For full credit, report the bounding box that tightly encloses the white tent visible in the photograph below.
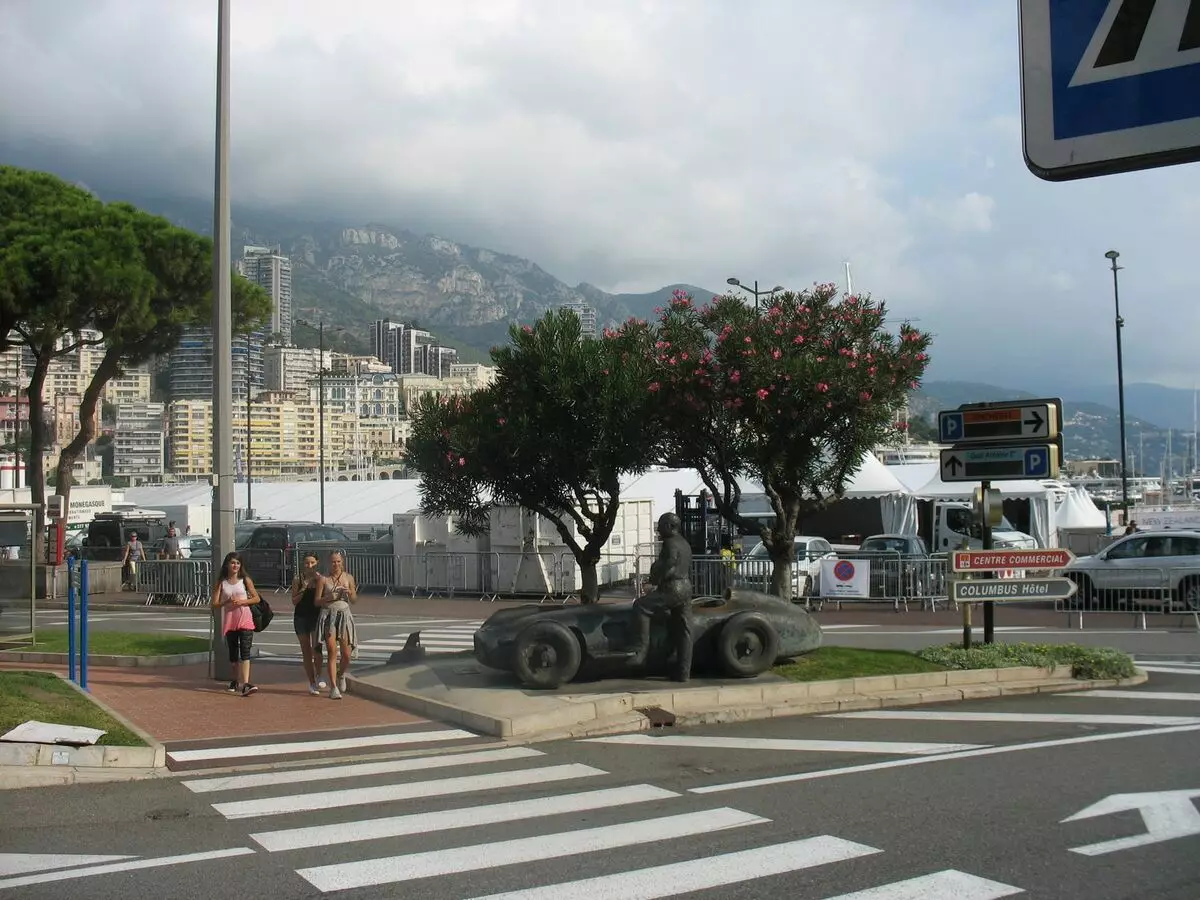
[1056,485,1107,530]
[888,462,939,494]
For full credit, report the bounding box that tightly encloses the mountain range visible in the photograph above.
[60,189,1200,475]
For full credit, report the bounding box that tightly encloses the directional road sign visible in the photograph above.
[938,402,1059,445]
[953,548,1076,572]
[1020,0,1200,181]
[952,577,1078,603]
[940,444,1060,482]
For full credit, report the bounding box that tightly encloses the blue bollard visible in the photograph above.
[67,557,77,684]
[80,559,89,691]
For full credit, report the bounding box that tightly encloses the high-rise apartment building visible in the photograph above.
[560,301,598,340]
[103,370,152,407]
[264,346,329,395]
[370,319,459,377]
[168,327,265,401]
[239,246,293,343]
[113,401,166,484]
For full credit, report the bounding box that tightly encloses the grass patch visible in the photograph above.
[0,671,145,746]
[917,642,1137,680]
[773,646,947,682]
[20,630,209,657]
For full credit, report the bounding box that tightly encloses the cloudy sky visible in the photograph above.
[2,0,1198,391]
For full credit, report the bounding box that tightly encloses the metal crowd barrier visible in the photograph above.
[1057,564,1200,631]
[138,559,212,606]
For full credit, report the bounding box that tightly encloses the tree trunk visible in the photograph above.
[769,550,795,599]
[55,349,121,517]
[24,352,51,561]
[578,555,600,604]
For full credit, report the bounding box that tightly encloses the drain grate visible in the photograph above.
[636,706,676,728]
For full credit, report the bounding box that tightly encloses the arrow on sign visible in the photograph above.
[1063,789,1200,856]
[1024,408,1045,433]
[944,455,963,477]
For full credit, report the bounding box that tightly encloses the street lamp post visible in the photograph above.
[726,277,784,314]
[318,321,325,524]
[1105,250,1130,515]
[245,333,252,519]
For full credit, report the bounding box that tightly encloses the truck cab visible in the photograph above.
[932,501,1037,552]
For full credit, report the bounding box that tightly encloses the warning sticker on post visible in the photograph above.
[819,558,871,598]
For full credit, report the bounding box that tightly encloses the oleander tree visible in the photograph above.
[406,309,660,603]
[653,284,932,597]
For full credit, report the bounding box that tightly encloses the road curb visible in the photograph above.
[348,664,1151,742]
[0,650,210,668]
[0,674,169,789]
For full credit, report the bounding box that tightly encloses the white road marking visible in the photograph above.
[167,728,474,763]
[460,835,882,900]
[0,849,254,891]
[0,854,134,877]
[828,711,1200,726]
[690,723,1200,794]
[584,734,986,755]
[253,784,678,852]
[820,869,1024,899]
[1140,665,1200,675]
[213,763,607,819]
[1069,690,1200,702]
[1136,660,1200,667]
[295,808,765,892]
[183,746,542,794]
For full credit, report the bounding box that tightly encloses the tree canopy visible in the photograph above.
[654,285,932,596]
[406,309,659,602]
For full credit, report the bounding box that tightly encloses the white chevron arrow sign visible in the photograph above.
[1063,789,1200,855]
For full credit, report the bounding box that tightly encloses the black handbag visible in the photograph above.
[251,596,274,632]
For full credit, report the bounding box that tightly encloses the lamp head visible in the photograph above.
[726,277,740,287]
[771,285,784,292]
[1104,250,1120,261]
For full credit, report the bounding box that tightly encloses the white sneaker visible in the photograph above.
[317,679,328,690]
[330,686,343,700]
[337,675,347,693]
[308,683,319,696]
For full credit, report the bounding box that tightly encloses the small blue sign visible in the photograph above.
[1024,447,1052,478]
[1050,0,1200,140]
[938,412,964,444]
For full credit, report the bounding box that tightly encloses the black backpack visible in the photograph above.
[251,596,274,633]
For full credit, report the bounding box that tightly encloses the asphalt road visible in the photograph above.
[3,669,1200,897]
[29,608,1200,662]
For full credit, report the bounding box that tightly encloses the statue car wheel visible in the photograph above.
[513,620,582,689]
[716,611,781,677]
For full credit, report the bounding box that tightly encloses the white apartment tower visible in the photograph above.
[239,245,293,344]
[561,301,598,340]
[371,320,457,376]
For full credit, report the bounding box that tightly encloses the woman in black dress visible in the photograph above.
[290,551,326,695]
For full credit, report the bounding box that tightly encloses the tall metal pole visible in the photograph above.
[319,321,325,523]
[13,352,21,490]
[210,0,234,682]
[245,333,252,518]
[1106,250,1129,516]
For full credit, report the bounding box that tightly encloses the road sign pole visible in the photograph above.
[981,479,995,644]
[961,594,972,650]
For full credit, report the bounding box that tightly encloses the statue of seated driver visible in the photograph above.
[626,512,694,682]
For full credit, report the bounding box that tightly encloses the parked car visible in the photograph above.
[474,588,823,688]
[847,534,942,600]
[1064,529,1200,611]
[733,536,838,601]
[238,522,350,587]
[83,512,169,561]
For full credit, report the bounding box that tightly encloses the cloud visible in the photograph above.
[1,0,1198,390]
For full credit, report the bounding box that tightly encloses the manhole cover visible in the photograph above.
[636,706,676,728]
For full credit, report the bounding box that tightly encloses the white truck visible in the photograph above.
[924,501,1038,553]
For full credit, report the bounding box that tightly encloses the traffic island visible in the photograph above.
[0,671,167,788]
[347,647,1148,741]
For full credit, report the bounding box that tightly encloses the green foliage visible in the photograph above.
[917,642,1137,680]
[0,671,145,746]
[406,310,659,601]
[773,646,946,682]
[652,284,931,596]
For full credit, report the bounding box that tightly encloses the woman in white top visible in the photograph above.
[316,551,358,699]
[210,551,262,697]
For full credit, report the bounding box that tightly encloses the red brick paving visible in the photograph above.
[0,660,424,743]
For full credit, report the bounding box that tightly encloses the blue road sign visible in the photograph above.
[938,411,964,443]
[1020,0,1200,180]
[939,445,1061,482]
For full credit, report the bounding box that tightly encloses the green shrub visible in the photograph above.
[916,642,1136,681]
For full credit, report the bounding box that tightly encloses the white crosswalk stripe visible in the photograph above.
[355,618,483,656]
[192,740,1025,896]
[166,727,475,765]
[1139,665,1200,675]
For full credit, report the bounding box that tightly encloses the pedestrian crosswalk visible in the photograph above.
[354,617,483,658]
[181,740,1027,897]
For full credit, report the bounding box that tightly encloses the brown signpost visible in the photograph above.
[952,548,1075,572]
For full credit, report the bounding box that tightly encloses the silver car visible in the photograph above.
[1063,529,1200,611]
[734,536,838,601]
